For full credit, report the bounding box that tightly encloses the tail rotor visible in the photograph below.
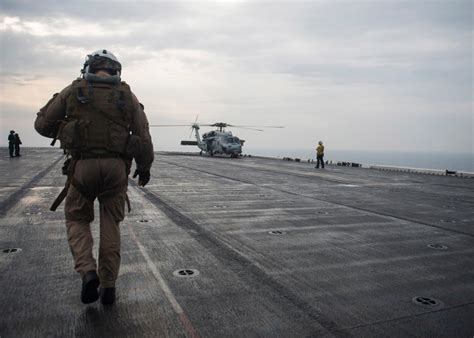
[189,114,199,138]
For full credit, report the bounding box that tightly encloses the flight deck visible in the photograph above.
[1,148,473,337]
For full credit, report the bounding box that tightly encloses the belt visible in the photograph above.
[74,153,123,160]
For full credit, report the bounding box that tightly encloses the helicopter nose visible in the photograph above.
[226,144,241,153]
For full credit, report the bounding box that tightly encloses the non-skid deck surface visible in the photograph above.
[1,148,473,337]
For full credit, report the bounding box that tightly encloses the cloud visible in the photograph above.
[0,1,472,155]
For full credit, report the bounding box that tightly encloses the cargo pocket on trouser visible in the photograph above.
[99,158,127,220]
[98,188,126,223]
[97,183,127,287]
[64,181,97,276]
[65,186,95,224]
[65,158,98,223]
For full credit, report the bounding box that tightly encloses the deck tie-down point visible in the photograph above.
[440,219,456,223]
[427,244,448,250]
[412,296,443,307]
[2,248,21,254]
[173,269,200,278]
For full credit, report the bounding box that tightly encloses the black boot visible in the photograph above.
[81,271,100,304]
[100,287,116,305]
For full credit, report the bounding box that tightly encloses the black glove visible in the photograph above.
[133,169,150,187]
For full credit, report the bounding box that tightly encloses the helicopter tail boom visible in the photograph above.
[181,141,199,146]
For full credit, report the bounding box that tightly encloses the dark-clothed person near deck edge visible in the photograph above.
[8,130,15,158]
[14,133,22,157]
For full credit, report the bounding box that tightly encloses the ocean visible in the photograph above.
[244,147,474,172]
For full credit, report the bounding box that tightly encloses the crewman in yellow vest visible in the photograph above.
[315,141,325,169]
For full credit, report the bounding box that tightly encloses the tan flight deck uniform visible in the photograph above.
[35,78,154,287]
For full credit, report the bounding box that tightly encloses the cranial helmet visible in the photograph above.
[319,141,323,145]
[81,49,122,83]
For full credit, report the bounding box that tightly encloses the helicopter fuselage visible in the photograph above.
[200,130,242,157]
[169,121,279,158]
[153,120,280,158]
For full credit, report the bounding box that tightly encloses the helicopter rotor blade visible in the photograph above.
[230,125,284,128]
[229,126,264,132]
[149,124,195,127]
[149,122,284,131]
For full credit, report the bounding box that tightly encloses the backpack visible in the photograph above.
[58,79,134,155]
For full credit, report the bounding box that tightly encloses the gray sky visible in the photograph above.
[1,0,472,156]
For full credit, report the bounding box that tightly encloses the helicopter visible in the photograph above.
[151,120,283,158]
